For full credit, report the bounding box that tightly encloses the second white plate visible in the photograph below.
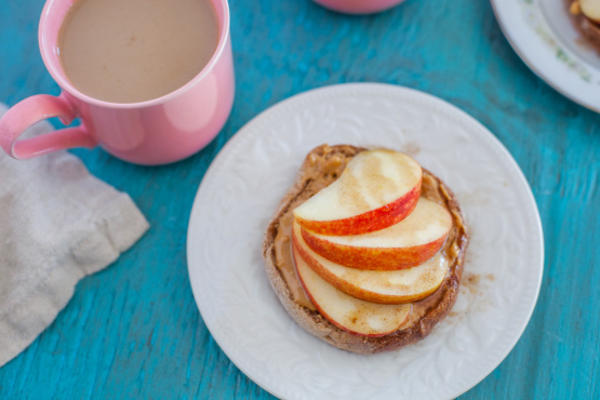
[187,83,544,399]
[491,0,600,112]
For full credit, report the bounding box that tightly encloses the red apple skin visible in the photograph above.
[292,228,443,304]
[301,227,448,270]
[291,245,410,337]
[294,182,421,236]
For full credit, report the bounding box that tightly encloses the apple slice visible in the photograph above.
[293,244,412,336]
[581,0,600,22]
[292,220,448,304]
[293,149,422,235]
[302,198,452,270]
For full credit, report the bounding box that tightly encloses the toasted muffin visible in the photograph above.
[262,144,468,354]
[569,0,600,50]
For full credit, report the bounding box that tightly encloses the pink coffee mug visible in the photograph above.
[313,0,405,14]
[0,0,234,165]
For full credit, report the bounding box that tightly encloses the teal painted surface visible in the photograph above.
[0,0,599,398]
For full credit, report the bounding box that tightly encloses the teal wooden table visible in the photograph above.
[1,0,599,398]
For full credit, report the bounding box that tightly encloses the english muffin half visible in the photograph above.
[263,144,468,354]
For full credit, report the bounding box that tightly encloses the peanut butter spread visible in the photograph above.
[270,145,467,332]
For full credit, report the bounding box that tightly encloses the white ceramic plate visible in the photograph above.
[491,0,600,112]
[187,83,544,400]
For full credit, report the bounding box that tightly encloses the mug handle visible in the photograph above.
[0,92,97,159]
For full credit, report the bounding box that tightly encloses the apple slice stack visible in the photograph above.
[573,0,600,23]
[291,149,453,337]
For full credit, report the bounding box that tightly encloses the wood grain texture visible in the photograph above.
[0,0,599,398]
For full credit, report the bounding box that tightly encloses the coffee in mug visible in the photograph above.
[58,0,219,103]
[0,0,234,164]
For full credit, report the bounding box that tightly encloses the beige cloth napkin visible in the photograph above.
[0,104,149,367]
